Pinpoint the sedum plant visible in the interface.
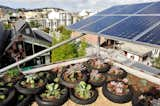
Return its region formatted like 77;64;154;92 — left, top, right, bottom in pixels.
75;81;92;99
41;83;65;100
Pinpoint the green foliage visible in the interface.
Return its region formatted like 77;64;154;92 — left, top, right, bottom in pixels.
152;56;160;69
21;74;43;88
6;68;20;78
41;83;65;99
43;27;50;33
75;81;92;99
29;20;41;28
3;23;11;30
51;26;87;63
78;40;87;57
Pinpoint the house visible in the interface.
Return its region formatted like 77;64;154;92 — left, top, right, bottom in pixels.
0;20;52;68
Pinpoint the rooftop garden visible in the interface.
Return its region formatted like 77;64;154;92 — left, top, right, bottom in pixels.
0;58;159;106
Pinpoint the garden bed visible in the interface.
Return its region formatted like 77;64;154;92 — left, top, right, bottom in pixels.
0;58;159;106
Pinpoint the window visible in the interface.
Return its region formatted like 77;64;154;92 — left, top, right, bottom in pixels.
25;28;30;34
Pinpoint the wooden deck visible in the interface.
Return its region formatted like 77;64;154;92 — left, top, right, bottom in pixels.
32;87;131;106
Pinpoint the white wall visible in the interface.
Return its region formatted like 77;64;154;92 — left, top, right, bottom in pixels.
126;52;140;61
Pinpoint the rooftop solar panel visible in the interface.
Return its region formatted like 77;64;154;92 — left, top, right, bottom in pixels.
115;3;151;14
137;24;160;45
100;16;160;39
96;5;128;15
80;16;126;32
138;2;160;14
68;16;102;30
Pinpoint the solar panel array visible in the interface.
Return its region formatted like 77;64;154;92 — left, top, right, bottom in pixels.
68;1;160;46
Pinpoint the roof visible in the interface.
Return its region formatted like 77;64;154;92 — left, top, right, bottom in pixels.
68;1;160;48
120;41;153;56
14;20;26;32
32;28;52;43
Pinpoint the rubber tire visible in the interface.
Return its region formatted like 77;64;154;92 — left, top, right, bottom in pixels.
89;75;106;87
102;80;133;103
16;95;33;106
70;88;98;105
59;70;88;88
15;79;46;95
85;62;111;73
35;88;68;106
106;68;127;79
0;88;16;106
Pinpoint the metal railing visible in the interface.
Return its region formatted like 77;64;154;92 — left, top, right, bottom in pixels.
0;33;86;73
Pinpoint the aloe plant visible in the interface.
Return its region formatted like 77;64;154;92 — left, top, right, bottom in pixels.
41;83;65;99
75;81;92;99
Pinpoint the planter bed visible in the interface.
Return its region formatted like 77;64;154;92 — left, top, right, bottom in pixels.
88;69;106;87
102;80;133;103
70;81;98;105
59;64;87;88
0;87;16;106
106;67;127;80
85;58;111;73
15;74;46;95
132;87;160;106
36;83;68;106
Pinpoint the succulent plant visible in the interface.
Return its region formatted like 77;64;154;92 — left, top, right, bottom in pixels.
21;74;44;88
41;83;65;99
65;64;84;82
75;81;92;99
90;70;102;81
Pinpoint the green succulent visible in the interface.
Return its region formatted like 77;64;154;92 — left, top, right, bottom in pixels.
41;83;65;99
75;81;92;99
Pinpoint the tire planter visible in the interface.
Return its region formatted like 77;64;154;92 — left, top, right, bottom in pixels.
36;71;57;83
70;88;98;105
89;75;106;87
35;87;68;106
59;70;87;88
15;79;46;95
0;87;16;106
16;95;33;106
85;62;111;73
106;68;127;79
102;81;133;103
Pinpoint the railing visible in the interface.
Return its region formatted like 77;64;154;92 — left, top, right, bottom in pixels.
0;33;86;73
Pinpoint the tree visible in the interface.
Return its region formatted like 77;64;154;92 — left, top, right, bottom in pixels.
29;20;41;28
152;56;160;69
51;26;87;63
3;23;11;30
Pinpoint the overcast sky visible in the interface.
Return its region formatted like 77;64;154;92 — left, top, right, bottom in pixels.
0;0;159;12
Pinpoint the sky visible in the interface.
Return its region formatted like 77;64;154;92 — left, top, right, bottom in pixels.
0;0;160;12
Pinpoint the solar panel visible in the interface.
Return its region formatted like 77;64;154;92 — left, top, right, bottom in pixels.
115;3;150;14
80;16;126;32
68;16;103;30
100;16;160;39
137;24;160;45
138;2;160;14
96;5;128;15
